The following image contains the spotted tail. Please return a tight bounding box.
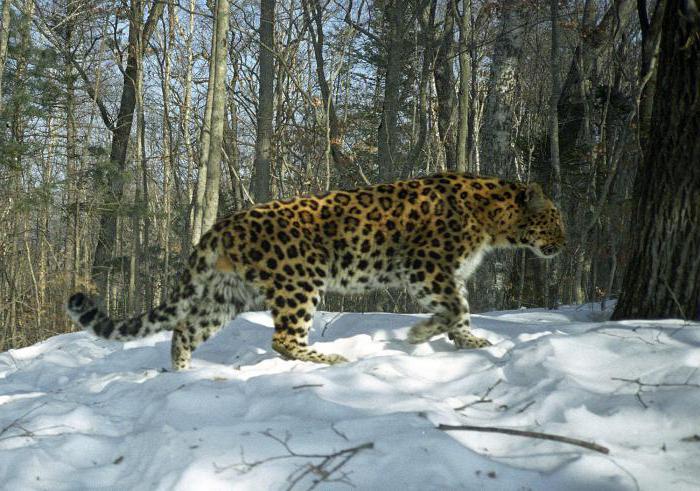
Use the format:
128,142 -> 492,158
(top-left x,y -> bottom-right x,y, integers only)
66,292 -> 183,341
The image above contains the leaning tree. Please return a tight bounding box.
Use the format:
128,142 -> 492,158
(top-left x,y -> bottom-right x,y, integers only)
612,0 -> 700,320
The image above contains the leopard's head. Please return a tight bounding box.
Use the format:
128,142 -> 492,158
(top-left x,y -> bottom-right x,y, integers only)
515,183 -> 566,258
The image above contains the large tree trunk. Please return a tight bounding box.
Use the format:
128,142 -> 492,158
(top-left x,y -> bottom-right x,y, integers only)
377,0 -> 405,182
251,0 -> 275,203
191,0 -> 218,244
91,0 -> 164,298
181,0 -> 197,254
455,0 -> 472,173
480,0 -> 524,175
637,0 -> 666,144
548,0 -> 562,203
546,0 -> 562,309
612,0 -> 700,321
159,0 -> 176,301
137,72 -> 153,310
201,0 -> 229,232
433,0 -> 457,170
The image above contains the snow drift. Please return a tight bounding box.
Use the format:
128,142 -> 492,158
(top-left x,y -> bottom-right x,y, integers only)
1,305 -> 699,490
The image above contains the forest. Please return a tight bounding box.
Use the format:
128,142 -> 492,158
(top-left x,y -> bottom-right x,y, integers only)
0,0 -> 698,351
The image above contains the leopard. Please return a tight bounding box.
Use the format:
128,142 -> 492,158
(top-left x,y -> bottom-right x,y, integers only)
66,173 -> 566,370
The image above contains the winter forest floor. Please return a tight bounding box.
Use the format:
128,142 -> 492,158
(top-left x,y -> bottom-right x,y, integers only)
1,305 -> 699,490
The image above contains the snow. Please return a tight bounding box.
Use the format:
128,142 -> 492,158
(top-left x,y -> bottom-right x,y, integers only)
1,304 -> 699,490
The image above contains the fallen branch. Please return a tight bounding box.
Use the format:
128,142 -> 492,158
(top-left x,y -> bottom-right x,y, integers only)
454,379 -> 503,411
214,428 -> 374,490
0,403 -> 47,440
437,424 -> 610,455
611,377 -> 700,389
292,383 -> 324,390
611,376 -> 700,409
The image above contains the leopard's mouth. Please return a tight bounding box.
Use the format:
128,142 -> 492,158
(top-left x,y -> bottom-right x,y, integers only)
539,244 -> 562,257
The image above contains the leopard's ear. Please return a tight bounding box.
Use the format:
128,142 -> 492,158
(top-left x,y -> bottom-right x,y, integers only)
518,183 -> 547,211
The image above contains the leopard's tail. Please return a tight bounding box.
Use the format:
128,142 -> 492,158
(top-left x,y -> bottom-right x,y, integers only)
66,292 -> 184,341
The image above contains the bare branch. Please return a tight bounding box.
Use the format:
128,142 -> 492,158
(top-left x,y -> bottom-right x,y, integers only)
29,1 -> 116,130
437,424 -> 610,454
340,0 -> 382,45
213,428 -> 373,489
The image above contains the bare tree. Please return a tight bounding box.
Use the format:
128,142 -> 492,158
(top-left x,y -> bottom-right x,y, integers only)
302,0 -> 353,180
91,0 -> 165,300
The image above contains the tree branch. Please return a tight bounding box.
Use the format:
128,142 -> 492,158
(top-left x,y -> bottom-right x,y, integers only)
341,0 -> 382,45
29,1 -> 115,130
72,61 -> 116,131
143,0 -> 166,45
437,424 -> 610,454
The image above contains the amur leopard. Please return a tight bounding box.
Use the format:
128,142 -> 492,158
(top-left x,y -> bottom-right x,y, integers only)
67,173 -> 566,369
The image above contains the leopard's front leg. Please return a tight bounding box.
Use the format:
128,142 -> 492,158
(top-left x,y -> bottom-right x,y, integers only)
407,275 -> 491,349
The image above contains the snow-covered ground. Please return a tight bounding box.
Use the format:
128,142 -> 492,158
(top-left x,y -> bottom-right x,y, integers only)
1,305 -> 699,490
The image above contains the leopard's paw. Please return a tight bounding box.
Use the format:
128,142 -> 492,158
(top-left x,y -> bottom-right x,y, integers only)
448,331 -> 492,349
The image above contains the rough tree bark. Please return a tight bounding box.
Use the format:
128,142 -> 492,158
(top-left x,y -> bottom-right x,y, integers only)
455,0 -> 472,173
251,0 -> 275,203
191,7 -> 217,244
480,0 -> 524,175
377,0 -> 405,182
612,0 -> 700,321
434,0 -> 457,170
201,0 -> 229,233
548,0 -> 562,204
546,0 -> 562,309
636,0 -> 666,144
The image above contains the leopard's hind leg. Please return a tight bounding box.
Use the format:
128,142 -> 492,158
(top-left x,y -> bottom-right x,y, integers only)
267,286 -> 347,365
170,270 -> 256,370
171,305 -> 234,370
